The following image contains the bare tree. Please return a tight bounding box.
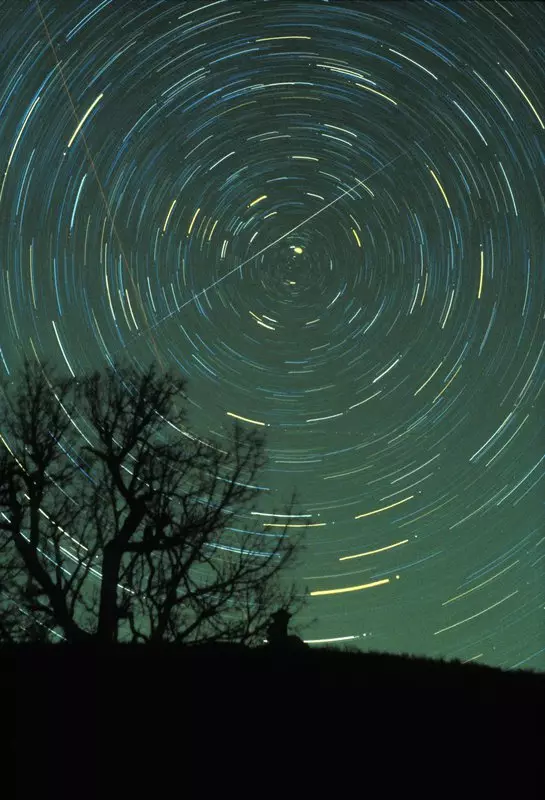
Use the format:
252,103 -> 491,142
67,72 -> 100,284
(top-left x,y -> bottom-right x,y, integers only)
0,359 -> 307,644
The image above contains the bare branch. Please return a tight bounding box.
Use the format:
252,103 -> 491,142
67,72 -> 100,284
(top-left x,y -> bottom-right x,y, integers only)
0,360 -> 308,644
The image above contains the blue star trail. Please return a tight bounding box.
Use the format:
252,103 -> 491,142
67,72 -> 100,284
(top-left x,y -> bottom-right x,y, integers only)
0,0 -> 543,668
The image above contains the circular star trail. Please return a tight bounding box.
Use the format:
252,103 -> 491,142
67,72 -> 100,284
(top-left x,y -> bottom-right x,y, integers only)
1,0 -> 544,668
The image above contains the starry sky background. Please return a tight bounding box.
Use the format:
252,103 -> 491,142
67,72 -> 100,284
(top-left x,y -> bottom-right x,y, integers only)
0,0 -> 543,669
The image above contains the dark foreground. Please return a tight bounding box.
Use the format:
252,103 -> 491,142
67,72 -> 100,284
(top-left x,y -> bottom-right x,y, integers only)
6,643 -> 544,797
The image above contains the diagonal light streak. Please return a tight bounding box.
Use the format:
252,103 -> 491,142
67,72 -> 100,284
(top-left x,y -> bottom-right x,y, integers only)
36,0 -> 430,356
120,139 -> 426,348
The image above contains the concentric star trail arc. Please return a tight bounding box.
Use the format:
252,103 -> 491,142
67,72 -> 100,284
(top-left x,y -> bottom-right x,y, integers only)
0,0 -> 542,668
119,138 -> 429,351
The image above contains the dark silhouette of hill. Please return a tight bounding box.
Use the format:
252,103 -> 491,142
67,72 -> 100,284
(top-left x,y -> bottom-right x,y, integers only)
6,642 -> 544,797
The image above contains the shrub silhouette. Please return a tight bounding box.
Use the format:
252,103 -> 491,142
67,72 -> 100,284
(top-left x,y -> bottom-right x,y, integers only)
265,608 -> 309,650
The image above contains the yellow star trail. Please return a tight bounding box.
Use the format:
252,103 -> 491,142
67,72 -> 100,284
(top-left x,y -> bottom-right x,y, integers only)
0,0 -> 538,668
355,496 -> 414,520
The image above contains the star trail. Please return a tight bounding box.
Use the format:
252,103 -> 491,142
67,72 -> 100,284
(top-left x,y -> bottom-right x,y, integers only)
0,0 -> 544,668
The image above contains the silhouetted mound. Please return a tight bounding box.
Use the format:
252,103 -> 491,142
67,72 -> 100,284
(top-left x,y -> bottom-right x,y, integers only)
6,644 -> 545,796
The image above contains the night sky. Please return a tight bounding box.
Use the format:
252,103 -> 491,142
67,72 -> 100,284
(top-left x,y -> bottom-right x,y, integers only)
1,0 -> 544,668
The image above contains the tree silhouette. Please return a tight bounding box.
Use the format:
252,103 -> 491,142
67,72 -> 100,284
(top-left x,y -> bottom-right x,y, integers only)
0,359 -> 307,644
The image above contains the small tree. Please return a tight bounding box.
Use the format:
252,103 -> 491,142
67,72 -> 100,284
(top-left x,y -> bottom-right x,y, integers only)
0,359 -> 307,644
